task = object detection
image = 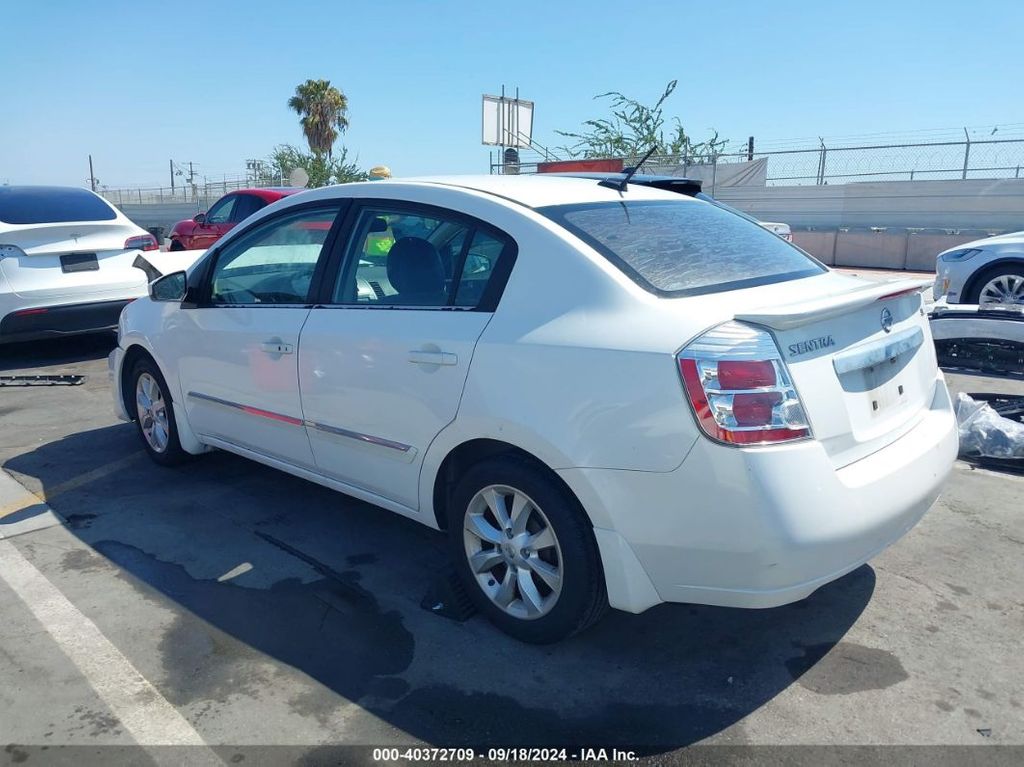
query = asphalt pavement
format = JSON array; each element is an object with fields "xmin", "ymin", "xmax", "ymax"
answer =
[{"xmin": 0, "ymin": 321, "xmax": 1021, "ymax": 759}]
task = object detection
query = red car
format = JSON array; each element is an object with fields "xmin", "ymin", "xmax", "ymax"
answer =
[{"xmin": 168, "ymin": 188, "xmax": 302, "ymax": 251}]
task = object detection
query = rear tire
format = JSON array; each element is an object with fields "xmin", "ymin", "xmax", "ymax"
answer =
[
  {"xmin": 966, "ymin": 263, "xmax": 1024, "ymax": 305},
  {"xmin": 447, "ymin": 457, "xmax": 608, "ymax": 643},
  {"xmin": 130, "ymin": 357, "xmax": 189, "ymax": 466}
]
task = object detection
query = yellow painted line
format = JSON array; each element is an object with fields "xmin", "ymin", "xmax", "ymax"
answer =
[
  {"xmin": 0, "ymin": 452, "xmax": 143, "ymax": 519},
  {"xmin": 39, "ymin": 452, "xmax": 142, "ymax": 503},
  {"xmin": 0, "ymin": 489, "xmax": 44, "ymax": 520}
]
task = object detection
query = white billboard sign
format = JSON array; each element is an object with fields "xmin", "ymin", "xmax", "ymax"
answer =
[{"xmin": 482, "ymin": 94, "xmax": 534, "ymax": 147}]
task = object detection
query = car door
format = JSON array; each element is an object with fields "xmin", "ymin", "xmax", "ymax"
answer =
[
  {"xmin": 194, "ymin": 194, "xmax": 237, "ymax": 249},
  {"xmin": 297, "ymin": 201, "xmax": 517, "ymax": 510},
  {"xmin": 168, "ymin": 201, "xmax": 347, "ymax": 468}
]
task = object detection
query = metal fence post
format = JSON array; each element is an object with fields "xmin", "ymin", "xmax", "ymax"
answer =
[{"xmin": 962, "ymin": 127, "xmax": 971, "ymax": 180}]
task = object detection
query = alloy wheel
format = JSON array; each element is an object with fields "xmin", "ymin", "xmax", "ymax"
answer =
[
  {"xmin": 979, "ymin": 273, "xmax": 1024, "ymax": 305},
  {"xmin": 135, "ymin": 372, "xmax": 170, "ymax": 453},
  {"xmin": 462, "ymin": 484, "xmax": 563, "ymax": 620}
]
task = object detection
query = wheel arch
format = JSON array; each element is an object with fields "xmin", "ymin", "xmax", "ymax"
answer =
[
  {"xmin": 430, "ymin": 438, "xmax": 593, "ymax": 532},
  {"xmin": 120, "ymin": 344, "xmax": 160, "ymax": 420},
  {"xmin": 119, "ymin": 341, "xmax": 207, "ymax": 455},
  {"xmin": 962, "ymin": 256, "xmax": 1024, "ymax": 303}
]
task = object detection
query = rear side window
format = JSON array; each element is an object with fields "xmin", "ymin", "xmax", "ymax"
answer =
[
  {"xmin": 539, "ymin": 199, "xmax": 824, "ymax": 296},
  {"xmin": 231, "ymin": 194, "xmax": 267, "ymax": 222},
  {"xmin": 0, "ymin": 186, "xmax": 117, "ymax": 224},
  {"xmin": 331, "ymin": 204, "xmax": 516, "ymax": 310}
]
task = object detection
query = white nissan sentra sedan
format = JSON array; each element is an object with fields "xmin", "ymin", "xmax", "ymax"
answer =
[{"xmin": 109, "ymin": 175, "xmax": 957, "ymax": 643}]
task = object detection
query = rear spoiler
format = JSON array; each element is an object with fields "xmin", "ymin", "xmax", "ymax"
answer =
[{"xmin": 735, "ymin": 278, "xmax": 932, "ymax": 331}]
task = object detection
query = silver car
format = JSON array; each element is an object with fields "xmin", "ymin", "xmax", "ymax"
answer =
[{"xmin": 934, "ymin": 231, "xmax": 1024, "ymax": 305}]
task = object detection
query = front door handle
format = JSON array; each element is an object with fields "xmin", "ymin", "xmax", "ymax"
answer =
[
  {"xmin": 408, "ymin": 350, "xmax": 457, "ymax": 366},
  {"xmin": 260, "ymin": 340, "xmax": 294, "ymax": 355}
]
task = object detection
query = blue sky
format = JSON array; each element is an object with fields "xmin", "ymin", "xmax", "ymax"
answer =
[{"xmin": 3, "ymin": 0, "xmax": 1021, "ymax": 188}]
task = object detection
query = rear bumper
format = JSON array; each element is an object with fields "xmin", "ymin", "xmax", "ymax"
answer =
[
  {"xmin": 0, "ymin": 299, "xmax": 132, "ymax": 344},
  {"xmin": 561, "ymin": 375, "xmax": 958, "ymax": 613}
]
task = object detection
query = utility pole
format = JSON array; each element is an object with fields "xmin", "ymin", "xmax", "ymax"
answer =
[
  {"xmin": 170, "ymin": 160, "xmax": 175, "ymax": 193},
  {"xmin": 88, "ymin": 155, "xmax": 97, "ymax": 191},
  {"xmin": 747, "ymin": 136, "xmax": 754, "ymax": 162}
]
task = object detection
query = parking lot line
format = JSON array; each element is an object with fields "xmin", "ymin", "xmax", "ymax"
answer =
[
  {"xmin": 0, "ymin": 535, "xmax": 209, "ymax": 747},
  {"xmin": 37, "ymin": 452, "xmax": 144, "ymax": 502},
  {"xmin": 0, "ymin": 453, "xmax": 143, "ymax": 520}
]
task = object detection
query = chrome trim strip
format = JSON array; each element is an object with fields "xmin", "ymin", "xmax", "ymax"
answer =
[
  {"xmin": 188, "ymin": 391, "xmax": 241, "ymax": 410},
  {"xmin": 187, "ymin": 391, "xmax": 304, "ymax": 426},
  {"xmin": 832, "ymin": 326, "xmax": 924, "ymax": 375},
  {"xmin": 187, "ymin": 391, "xmax": 412, "ymax": 452},
  {"xmin": 303, "ymin": 420, "xmax": 413, "ymax": 453}
]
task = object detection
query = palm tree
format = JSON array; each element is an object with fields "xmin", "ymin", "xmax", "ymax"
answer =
[{"xmin": 288, "ymin": 79, "xmax": 349, "ymax": 158}]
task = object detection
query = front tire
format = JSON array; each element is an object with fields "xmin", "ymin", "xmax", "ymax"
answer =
[
  {"xmin": 967, "ymin": 263, "xmax": 1024, "ymax": 305},
  {"xmin": 447, "ymin": 457, "xmax": 608, "ymax": 643},
  {"xmin": 130, "ymin": 358, "xmax": 188, "ymax": 466},
  {"xmin": 169, "ymin": 239, "xmax": 185, "ymax": 252}
]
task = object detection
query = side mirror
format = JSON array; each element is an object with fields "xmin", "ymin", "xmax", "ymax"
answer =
[
  {"xmin": 193, "ymin": 213, "xmax": 207, "ymax": 225},
  {"xmin": 149, "ymin": 271, "xmax": 188, "ymax": 302}
]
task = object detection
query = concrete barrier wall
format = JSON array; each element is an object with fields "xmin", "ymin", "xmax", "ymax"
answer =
[
  {"xmin": 905, "ymin": 233, "xmax": 978, "ymax": 271},
  {"xmin": 792, "ymin": 231, "xmax": 836, "ymax": 266},
  {"xmin": 834, "ymin": 231, "xmax": 909, "ymax": 269},
  {"xmin": 717, "ymin": 178, "xmax": 1024, "ymax": 231},
  {"xmin": 114, "ymin": 178, "xmax": 1021, "ymax": 270},
  {"xmin": 791, "ymin": 230, "xmax": 989, "ymax": 272},
  {"xmin": 118, "ymin": 203, "xmax": 202, "ymax": 234}
]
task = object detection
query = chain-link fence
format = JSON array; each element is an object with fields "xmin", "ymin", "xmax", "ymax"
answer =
[
  {"xmin": 98, "ymin": 173, "xmax": 287, "ymax": 209},
  {"xmin": 492, "ymin": 136, "xmax": 1024, "ymax": 186}
]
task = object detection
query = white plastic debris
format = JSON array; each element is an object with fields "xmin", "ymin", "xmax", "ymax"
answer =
[{"xmin": 954, "ymin": 393, "xmax": 1024, "ymax": 459}]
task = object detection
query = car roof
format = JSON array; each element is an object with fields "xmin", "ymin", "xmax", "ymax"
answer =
[
  {"xmin": 373, "ymin": 175, "xmax": 693, "ymax": 209},
  {"xmin": 232, "ymin": 187, "xmax": 304, "ymax": 202}
]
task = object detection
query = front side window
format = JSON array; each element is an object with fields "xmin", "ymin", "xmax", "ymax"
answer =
[
  {"xmin": 207, "ymin": 207, "xmax": 338, "ymax": 305},
  {"xmin": 540, "ymin": 199, "xmax": 824, "ymax": 297},
  {"xmin": 205, "ymin": 195, "xmax": 237, "ymax": 225},
  {"xmin": 332, "ymin": 206, "xmax": 512, "ymax": 309}
]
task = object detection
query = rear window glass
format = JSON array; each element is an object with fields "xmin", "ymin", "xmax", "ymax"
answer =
[
  {"xmin": 0, "ymin": 186, "xmax": 118, "ymax": 225},
  {"xmin": 539, "ymin": 199, "xmax": 823, "ymax": 296}
]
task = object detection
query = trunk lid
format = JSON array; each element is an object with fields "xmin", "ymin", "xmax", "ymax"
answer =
[
  {"xmin": 0, "ymin": 222, "xmax": 146, "ymax": 300},
  {"xmin": 735, "ymin": 276, "xmax": 938, "ymax": 467}
]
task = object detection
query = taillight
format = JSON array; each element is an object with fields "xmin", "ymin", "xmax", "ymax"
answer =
[
  {"xmin": 677, "ymin": 321, "xmax": 810, "ymax": 446},
  {"xmin": 124, "ymin": 234, "xmax": 159, "ymax": 252}
]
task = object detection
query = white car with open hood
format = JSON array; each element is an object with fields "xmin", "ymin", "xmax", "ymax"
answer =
[{"xmin": 109, "ymin": 175, "xmax": 957, "ymax": 643}]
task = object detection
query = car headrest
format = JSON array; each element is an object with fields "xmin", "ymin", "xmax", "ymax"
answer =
[{"xmin": 386, "ymin": 237, "xmax": 445, "ymax": 298}]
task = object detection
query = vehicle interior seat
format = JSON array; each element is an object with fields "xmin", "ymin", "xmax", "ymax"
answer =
[{"xmin": 380, "ymin": 237, "xmax": 447, "ymax": 306}]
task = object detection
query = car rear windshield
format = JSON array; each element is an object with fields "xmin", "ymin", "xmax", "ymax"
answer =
[
  {"xmin": 0, "ymin": 186, "xmax": 118, "ymax": 225},
  {"xmin": 539, "ymin": 199, "xmax": 824, "ymax": 296}
]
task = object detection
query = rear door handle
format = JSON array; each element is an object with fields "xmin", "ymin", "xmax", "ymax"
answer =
[
  {"xmin": 260, "ymin": 340, "xmax": 294, "ymax": 355},
  {"xmin": 408, "ymin": 350, "xmax": 458, "ymax": 366}
]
